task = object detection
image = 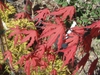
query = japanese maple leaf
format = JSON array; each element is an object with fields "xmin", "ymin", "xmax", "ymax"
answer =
[
  {"xmin": 4, "ymin": 50, "xmax": 13, "ymax": 67},
  {"xmin": 72, "ymin": 53, "xmax": 89, "ymax": 75},
  {"xmin": 88, "ymin": 58, "xmax": 98, "ymax": 75},
  {"xmin": 24, "ymin": 59, "xmax": 31, "ymax": 75},
  {"xmin": 15, "ymin": 12, "xmax": 31, "ymax": 20},
  {"xmin": 8, "ymin": 26, "xmax": 24, "ymax": 45},
  {"xmin": 86, "ymin": 20, "xmax": 100, "ymax": 38},
  {"xmin": 19, "ymin": 29, "xmax": 38, "ymax": 48},
  {"xmin": 59, "ymin": 44, "xmax": 77, "ymax": 70},
  {"xmin": 40, "ymin": 18, "xmax": 65, "ymax": 49},
  {"xmin": 65, "ymin": 33, "xmax": 79, "ymax": 47},
  {"xmin": 50, "ymin": 6, "xmax": 75, "ymax": 20},
  {"xmin": 0, "ymin": 1, "xmax": 8, "ymax": 11},
  {"xmin": 34, "ymin": 8, "xmax": 50, "ymax": 25}
]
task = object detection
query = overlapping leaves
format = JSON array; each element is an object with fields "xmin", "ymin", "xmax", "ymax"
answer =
[{"xmin": 7, "ymin": 5, "xmax": 100, "ymax": 75}]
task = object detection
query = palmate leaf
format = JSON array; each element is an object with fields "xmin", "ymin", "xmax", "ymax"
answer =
[
  {"xmin": 58, "ymin": 45, "xmax": 77, "ymax": 70},
  {"xmin": 88, "ymin": 58, "xmax": 98, "ymax": 75},
  {"xmin": 87, "ymin": 20, "xmax": 100, "ymax": 38},
  {"xmin": 72, "ymin": 53, "xmax": 89, "ymax": 75},
  {"xmin": 34, "ymin": 8, "xmax": 50, "ymax": 25},
  {"xmin": 40, "ymin": 18, "xmax": 65, "ymax": 49},
  {"xmin": 8, "ymin": 26, "xmax": 24, "ymax": 45},
  {"xmin": 24, "ymin": 59, "xmax": 31, "ymax": 75},
  {"xmin": 19, "ymin": 29, "xmax": 38, "ymax": 48},
  {"xmin": 50, "ymin": 6, "xmax": 75, "ymax": 20}
]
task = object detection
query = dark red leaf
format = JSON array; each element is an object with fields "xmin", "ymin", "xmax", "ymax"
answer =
[
  {"xmin": 72, "ymin": 53, "xmax": 89, "ymax": 75},
  {"xmin": 15, "ymin": 12, "xmax": 31, "ymax": 20},
  {"xmin": 88, "ymin": 58, "xmax": 98, "ymax": 75}
]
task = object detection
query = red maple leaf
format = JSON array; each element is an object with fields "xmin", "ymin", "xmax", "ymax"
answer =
[
  {"xmin": 50, "ymin": 6, "xmax": 75, "ymax": 20},
  {"xmin": 65, "ymin": 33, "xmax": 79, "ymax": 46},
  {"xmin": 0, "ymin": 1, "xmax": 8, "ymax": 11},
  {"xmin": 8, "ymin": 26, "xmax": 24, "ymax": 45},
  {"xmin": 34, "ymin": 8, "xmax": 50, "ymax": 25},
  {"xmin": 15, "ymin": 12, "xmax": 31, "ymax": 20},
  {"xmin": 40, "ymin": 18, "xmax": 65, "ymax": 49},
  {"xmin": 86, "ymin": 20, "xmax": 100, "ymax": 38},
  {"xmin": 24, "ymin": 59, "xmax": 31, "ymax": 75},
  {"xmin": 58, "ymin": 44, "xmax": 77, "ymax": 70},
  {"xmin": 4, "ymin": 50, "xmax": 13, "ymax": 68},
  {"xmin": 88, "ymin": 58, "xmax": 98, "ymax": 75},
  {"xmin": 72, "ymin": 53, "xmax": 89, "ymax": 75},
  {"xmin": 19, "ymin": 29, "xmax": 38, "ymax": 48}
]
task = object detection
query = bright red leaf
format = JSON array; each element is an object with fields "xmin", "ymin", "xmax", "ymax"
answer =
[
  {"xmin": 24, "ymin": 59, "xmax": 31, "ymax": 75},
  {"xmin": 50, "ymin": 6, "xmax": 75, "ymax": 20},
  {"xmin": 40, "ymin": 18, "xmax": 65, "ymax": 49},
  {"xmin": 59, "ymin": 45, "xmax": 77, "ymax": 70},
  {"xmin": 34, "ymin": 8, "xmax": 50, "ymax": 25},
  {"xmin": 8, "ymin": 26, "xmax": 24, "ymax": 45},
  {"xmin": 19, "ymin": 29, "xmax": 38, "ymax": 48}
]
